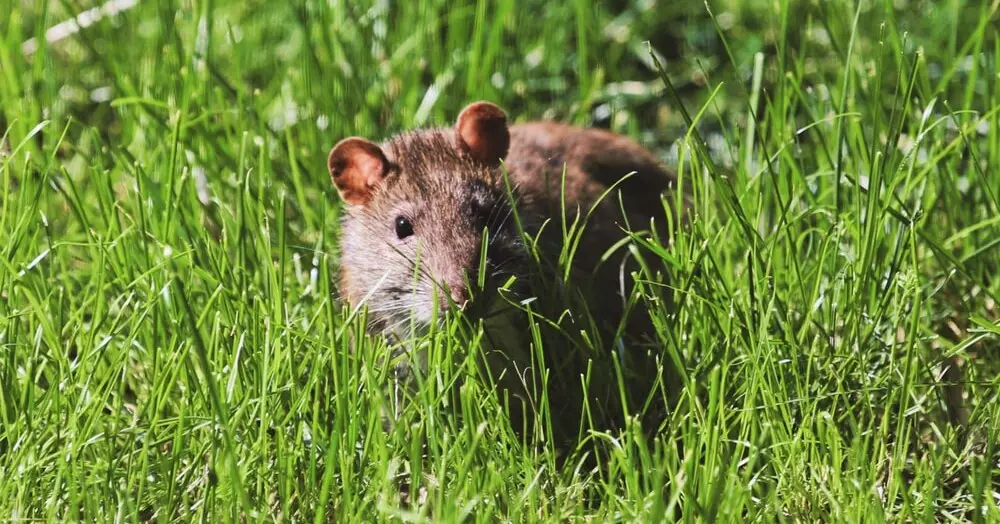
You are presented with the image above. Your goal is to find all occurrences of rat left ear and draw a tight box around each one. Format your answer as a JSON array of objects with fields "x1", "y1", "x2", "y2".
[{"x1": 454, "y1": 101, "x2": 510, "y2": 166}]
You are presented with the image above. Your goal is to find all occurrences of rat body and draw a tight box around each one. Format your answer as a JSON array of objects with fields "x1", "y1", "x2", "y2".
[{"x1": 330, "y1": 102, "x2": 684, "y2": 435}]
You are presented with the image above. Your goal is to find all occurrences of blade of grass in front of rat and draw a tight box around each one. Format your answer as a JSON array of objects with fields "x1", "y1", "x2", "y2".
[
  {"x1": 557, "y1": 161, "x2": 576, "y2": 274},
  {"x1": 560, "y1": 171, "x2": 634, "y2": 284},
  {"x1": 478, "y1": 225, "x2": 489, "y2": 292},
  {"x1": 499, "y1": 163, "x2": 543, "y2": 265}
]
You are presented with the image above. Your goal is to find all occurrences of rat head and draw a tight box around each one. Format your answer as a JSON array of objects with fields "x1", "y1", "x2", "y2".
[{"x1": 330, "y1": 102, "x2": 525, "y2": 333}]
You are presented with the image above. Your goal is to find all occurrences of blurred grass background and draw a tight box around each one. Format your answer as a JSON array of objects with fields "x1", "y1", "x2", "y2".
[{"x1": 1, "y1": 0, "x2": 999, "y2": 521}]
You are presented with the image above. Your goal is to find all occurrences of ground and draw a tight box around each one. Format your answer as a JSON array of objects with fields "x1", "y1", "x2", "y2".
[{"x1": 1, "y1": 0, "x2": 999, "y2": 521}]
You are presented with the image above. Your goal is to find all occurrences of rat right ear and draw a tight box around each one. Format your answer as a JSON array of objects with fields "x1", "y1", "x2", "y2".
[
  {"x1": 328, "y1": 137, "x2": 389, "y2": 206},
  {"x1": 455, "y1": 101, "x2": 510, "y2": 166}
]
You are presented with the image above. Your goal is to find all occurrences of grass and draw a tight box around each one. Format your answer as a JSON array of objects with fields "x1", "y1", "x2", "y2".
[{"x1": 1, "y1": 0, "x2": 999, "y2": 521}]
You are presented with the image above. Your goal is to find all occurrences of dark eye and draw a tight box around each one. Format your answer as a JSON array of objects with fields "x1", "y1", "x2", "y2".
[{"x1": 394, "y1": 216, "x2": 414, "y2": 239}]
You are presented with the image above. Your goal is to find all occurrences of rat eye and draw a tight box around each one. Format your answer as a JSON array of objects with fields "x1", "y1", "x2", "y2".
[{"x1": 394, "y1": 216, "x2": 414, "y2": 239}]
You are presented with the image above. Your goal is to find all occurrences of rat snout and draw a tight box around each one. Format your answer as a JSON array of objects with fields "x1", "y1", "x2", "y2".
[
  {"x1": 434, "y1": 260, "x2": 476, "y2": 313},
  {"x1": 443, "y1": 279, "x2": 470, "y2": 311},
  {"x1": 431, "y1": 241, "x2": 488, "y2": 314},
  {"x1": 435, "y1": 277, "x2": 470, "y2": 313}
]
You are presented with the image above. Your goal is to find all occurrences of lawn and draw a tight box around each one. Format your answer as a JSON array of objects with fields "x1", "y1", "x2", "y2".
[{"x1": 1, "y1": 0, "x2": 999, "y2": 521}]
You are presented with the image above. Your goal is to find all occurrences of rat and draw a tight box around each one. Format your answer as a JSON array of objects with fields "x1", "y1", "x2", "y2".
[{"x1": 329, "y1": 101, "x2": 685, "y2": 438}]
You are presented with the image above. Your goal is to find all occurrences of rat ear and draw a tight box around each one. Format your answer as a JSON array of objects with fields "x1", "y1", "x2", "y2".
[
  {"x1": 328, "y1": 137, "x2": 389, "y2": 206},
  {"x1": 455, "y1": 101, "x2": 510, "y2": 166}
]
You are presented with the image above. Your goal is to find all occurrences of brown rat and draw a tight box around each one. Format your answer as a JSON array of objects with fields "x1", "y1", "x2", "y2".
[{"x1": 329, "y1": 101, "x2": 685, "y2": 437}]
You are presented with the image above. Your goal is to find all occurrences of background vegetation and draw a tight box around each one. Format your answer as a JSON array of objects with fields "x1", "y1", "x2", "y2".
[{"x1": 1, "y1": 0, "x2": 999, "y2": 520}]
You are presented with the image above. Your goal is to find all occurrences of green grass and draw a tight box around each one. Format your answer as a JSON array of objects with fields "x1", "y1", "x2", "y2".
[{"x1": 2, "y1": 0, "x2": 1000, "y2": 521}]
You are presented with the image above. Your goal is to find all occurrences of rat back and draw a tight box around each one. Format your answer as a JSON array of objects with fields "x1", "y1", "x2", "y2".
[{"x1": 503, "y1": 122, "x2": 683, "y2": 347}]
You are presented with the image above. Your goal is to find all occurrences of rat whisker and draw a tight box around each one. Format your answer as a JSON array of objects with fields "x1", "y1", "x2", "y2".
[{"x1": 488, "y1": 205, "x2": 516, "y2": 240}]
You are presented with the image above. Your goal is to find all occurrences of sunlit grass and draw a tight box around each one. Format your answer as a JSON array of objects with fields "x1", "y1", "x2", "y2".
[{"x1": 1, "y1": 0, "x2": 998, "y2": 521}]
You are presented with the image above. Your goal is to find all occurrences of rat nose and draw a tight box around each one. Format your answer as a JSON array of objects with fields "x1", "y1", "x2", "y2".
[{"x1": 439, "y1": 281, "x2": 470, "y2": 311}]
